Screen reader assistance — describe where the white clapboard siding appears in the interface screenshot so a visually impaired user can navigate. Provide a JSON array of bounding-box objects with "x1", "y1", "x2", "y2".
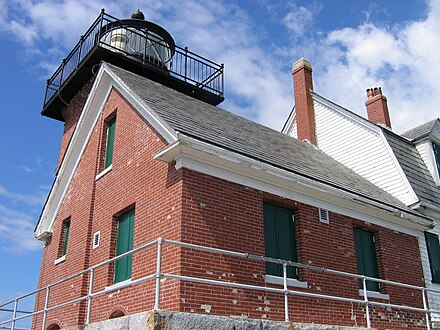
[{"x1": 313, "y1": 99, "x2": 417, "y2": 206}]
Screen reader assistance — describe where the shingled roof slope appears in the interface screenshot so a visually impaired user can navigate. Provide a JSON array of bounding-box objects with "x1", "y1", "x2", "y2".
[
  {"x1": 383, "y1": 129, "x2": 440, "y2": 208},
  {"x1": 402, "y1": 118, "x2": 439, "y2": 141},
  {"x1": 107, "y1": 63, "x2": 421, "y2": 215}
]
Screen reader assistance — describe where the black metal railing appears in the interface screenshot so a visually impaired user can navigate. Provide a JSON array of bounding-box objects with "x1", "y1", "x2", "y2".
[{"x1": 44, "y1": 10, "x2": 224, "y2": 108}]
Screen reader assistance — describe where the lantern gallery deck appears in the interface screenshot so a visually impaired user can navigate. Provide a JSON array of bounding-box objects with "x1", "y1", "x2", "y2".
[{"x1": 42, "y1": 10, "x2": 224, "y2": 121}]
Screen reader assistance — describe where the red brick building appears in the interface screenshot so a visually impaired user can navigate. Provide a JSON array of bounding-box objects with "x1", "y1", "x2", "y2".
[{"x1": 29, "y1": 10, "x2": 435, "y2": 330}]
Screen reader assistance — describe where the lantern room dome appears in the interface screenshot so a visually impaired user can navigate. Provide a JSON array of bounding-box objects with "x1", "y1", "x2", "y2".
[
  {"x1": 100, "y1": 10, "x2": 175, "y2": 69},
  {"x1": 131, "y1": 9, "x2": 145, "y2": 20}
]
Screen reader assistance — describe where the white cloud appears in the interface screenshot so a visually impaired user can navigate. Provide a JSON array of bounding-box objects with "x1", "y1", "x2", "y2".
[
  {"x1": 308, "y1": 0, "x2": 440, "y2": 133},
  {"x1": 0, "y1": 185, "x2": 46, "y2": 206},
  {"x1": 0, "y1": 204, "x2": 42, "y2": 253},
  {"x1": 0, "y1": 185, "x2": 48, "y2": 253},
  {"x1": 0, "y1": 0, "x2": 438, "y2": 135},
  {"x1": 283, "y1": 5, "x2": 315, "y2": 38}
]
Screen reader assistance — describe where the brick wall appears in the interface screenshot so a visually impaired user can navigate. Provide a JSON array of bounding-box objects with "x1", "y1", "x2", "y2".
[
  {"x1": 34, "y1": 87, "x2": 427, "y2": 330},
  {"x1": 179, "y1": 170, "x2": 426, "y2": 329},
  {"x1": 33, "y1": 88, "x2": 184, "y2": 329}
]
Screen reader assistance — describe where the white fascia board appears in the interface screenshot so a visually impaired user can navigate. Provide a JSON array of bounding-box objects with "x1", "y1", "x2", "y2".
[
  {"x1": 377, "y1": 129, "x2": 420, "y2": 205},
  {"x1": 154, "y1": 134, "x2": 432, "y2": 235},
  {"x1": 312, "y1": 93, "x2": 420, "y2": 206},
  {"x1": 281, "y1": 107, "x2": 296, "y2": 135},
  {"x1": 35, "y1": 64, "x2": 178, "y2": 240},
  {"x1": 102, "y1": 63, "x2": 177, "y2": 144},
  {"x1": 35, "y1": 68, "x2": 111, "y2": 240}
]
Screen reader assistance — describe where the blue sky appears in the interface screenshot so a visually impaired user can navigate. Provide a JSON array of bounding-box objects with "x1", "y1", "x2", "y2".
[{"x1": 0, "y1": 0, "x2": 438, "y2": 324}]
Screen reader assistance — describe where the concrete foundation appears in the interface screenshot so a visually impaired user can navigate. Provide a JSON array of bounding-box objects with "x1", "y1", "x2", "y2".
[{"x1": 81, "y1": 311, "x2": 367, "y2": 330}]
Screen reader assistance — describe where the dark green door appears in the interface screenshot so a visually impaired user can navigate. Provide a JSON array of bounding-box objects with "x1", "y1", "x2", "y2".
[
  {"x1": 354, "y1": 228, "x2": 379, "y2": 291},
  {"x1": 264, "y1": 203, "x2": 297, "y2": 278},
  {"x1": 114, "y1": 209, "x2": 134, "y2": 283}
]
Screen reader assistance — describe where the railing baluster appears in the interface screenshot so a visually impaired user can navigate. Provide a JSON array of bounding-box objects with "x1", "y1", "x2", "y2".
[
  {"x1": 86, "y1": 268, "x2": 95, "y2": 325},
  {"x1": 11, "y1": 298, "x2": 18, "y2": 330},
  {"x1": 422, "y1": 288, "x2": 431, "y2": 330},
  {"x1": 154, "y1": 237, "x2": 163, "y2": 311},
  {"x1": 283, "y1": 263, "x2": 289, "y2": 322},
  {"x1": 362, "y1": 277, "x2": 371, "y2": 329},
  {"x1": 42, "y1": 285, "x2": 50, "y2": 330}
]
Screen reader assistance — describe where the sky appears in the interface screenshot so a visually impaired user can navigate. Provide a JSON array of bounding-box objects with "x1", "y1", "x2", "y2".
[{"x1": 0, "y1": 0, "x2": 438, "y2": 325}]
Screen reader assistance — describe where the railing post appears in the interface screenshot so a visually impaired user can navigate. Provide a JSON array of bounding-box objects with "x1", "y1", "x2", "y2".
[
  {"x1": 221, "y1": 63, "x2": 225, "y2": 97},
  {"x1": 86, "y1": 268, "x2": 95, "y2": 325},
  {"x1": 184, "y1": 47, "x2": 188, "y2": 82},
  {"x1": 283, "y1": 263, "x2": 289, "y2": 322},
  {"x1": 78, "y1": 35, "x2": 84, "y2": 65},
  {"x1": 422, "y1": 288, "x2": 431, "y2": 330},
  {"x1": 362, "y1": 277, "x2": 371, "y2": 329},
  {"x1": 42, "y1": 285, "x2": 51, "y2": 330},
  {"x1": 11, "y1": 298, "x2": 18, "y2": 330},
  {"x1": 154, "y1": 238, "x2": 163, "y2": 311},
  {"x1": 59, "y1": 59, "x2": 66, "y2": 86},
  {"x1": 97, "y1": 8, "x2": 105, "y2": 47}
]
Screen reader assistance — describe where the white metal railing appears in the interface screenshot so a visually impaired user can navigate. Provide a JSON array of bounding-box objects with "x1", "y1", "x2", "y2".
[{"x1": 1, "y1": 237, "x2": 439, "y2": 329}]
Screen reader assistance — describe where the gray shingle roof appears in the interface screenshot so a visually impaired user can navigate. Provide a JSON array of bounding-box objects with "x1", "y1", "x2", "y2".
[
  {"x1": 106, "y1": 63, "x2": 421, "y2": 215},
  {"x1": 402, "y1": 118, "x2": 439, "y2": 141},
  {"x1": 383, "y1": 130, "x2": 440, "y2": 208}
]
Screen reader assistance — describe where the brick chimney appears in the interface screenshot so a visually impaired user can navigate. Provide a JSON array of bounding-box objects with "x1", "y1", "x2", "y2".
[
  {"x1": 365, "y1": 87, "x2": 391, "y2": 129},
  {"x1": 292, "y1": 58, "x2": 316, "y2": 144}
]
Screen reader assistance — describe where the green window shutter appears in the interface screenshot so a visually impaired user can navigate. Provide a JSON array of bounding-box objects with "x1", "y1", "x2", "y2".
[
  {"x1": 115, "y1": 209, "x2": 134, "y2": 283},
  {"x1": 353, "y1": 228, "x2": 379, "y2": 291},
  {"x1": 62, "y1": 220, "x2": 70, "y2": 256},
  {"x1": 263, "y1": 203, "x2": 297, "y2": 279},
  {"x1": 425, "y1": 232, "x2": 440, "y2": 283},
  {"x1": 105, "y1": 117, "x2": 116, "y2": 169}
]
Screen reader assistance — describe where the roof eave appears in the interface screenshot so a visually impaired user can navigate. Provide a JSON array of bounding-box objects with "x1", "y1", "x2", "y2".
[{"x1": 154, "y1": 134, "x2": 433, "y2": 232}]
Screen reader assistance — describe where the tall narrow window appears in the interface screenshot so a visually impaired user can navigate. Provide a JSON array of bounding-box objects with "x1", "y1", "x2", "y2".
[
  {"x1": 425, "y1": 232, "x2": 440, "y2": 283},
  {"x1": 433, "y1": 142, "x2": 440, "y2": 178},
  {"x1": 353, "y1": 228, "x2": 380, "y2": 291},
  {"x1": 114, "y1": 209, "x2": 134, "y2": 283},
  {"x1": 263, "y1": 203, "x2": 297, "y2": 279},
  {"x1": 104, "y1": 116, "x2": 116, "y2": 169},
  {"x1": 60, "y1": 219, "x2": 70, "y2": 257}
]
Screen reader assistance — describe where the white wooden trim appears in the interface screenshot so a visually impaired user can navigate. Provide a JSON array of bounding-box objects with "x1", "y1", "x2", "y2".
[
  {"x1": 35, "y1": 64, "x2": 179, "y2": 239},
  {"x1": 358, "y1": 289, "x2": 390, "y2": 300},
  {"x1": 54, "y1": 255, "x2": 66, "y2": 265},
  {"x1": 265, "y1": 275, "x2": 308, "y2": 288},
  {"x1": 154, "y1": 134, "x2": 431, "y2": 235},
  {"x1": 95, "y1": 165, "x2": 112, "y2": 180}
]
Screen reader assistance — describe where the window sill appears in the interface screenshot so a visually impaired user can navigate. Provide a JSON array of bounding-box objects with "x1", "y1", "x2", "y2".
[
  {"x1": 358, "y1": 289, "x2": 390, "y2": 300},
  {"x1": 265, "y1": 275, "x2": 308, "y2": 288},
  {"x1": 96, "y1": 165, "x2": 112, "y2": 181},
  {"x1": 54, "y1": 255, "x2": 66, "y2": 265},
  {"x1": 105, "y1": 278, "x2": 132, "y2": 291}
]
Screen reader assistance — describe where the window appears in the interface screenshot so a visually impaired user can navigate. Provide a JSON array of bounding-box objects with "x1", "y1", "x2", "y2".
[
  {"x1": 263, "y1": 203, "x2": 297, "y2": 279},
  {"x1": 104, "y1": 116, "x2": 116, "y2": 170},
  {"x1": 60, "y1": 219, "x2": 70, "y2": 257},
  {"x1": 425, "y1": 232, "x2": 440, "y2": 283},
  {"x1": 433, "y1": 142, "x2": 440, "y2": 178},
  {"x1": 114, "y1": 209, "x2": 134, "y2": 283},
  {"x1": 353, "y1": 228, "x2": 379, "y2": 291}
]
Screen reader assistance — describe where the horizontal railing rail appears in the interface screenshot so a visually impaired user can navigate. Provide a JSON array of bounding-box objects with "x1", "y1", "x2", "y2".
[
  {"x1": 43, "y1": 10, "x2": 224, "y2": 109},
  {"x1": 0, "y1": 237, "x2": 438, "y2": 329}
]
